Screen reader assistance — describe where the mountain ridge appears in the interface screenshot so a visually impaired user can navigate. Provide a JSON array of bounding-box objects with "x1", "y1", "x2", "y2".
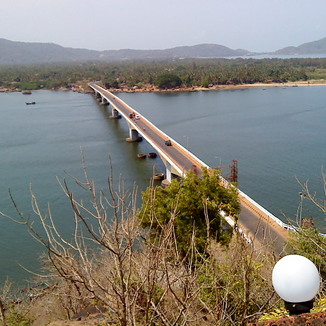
[
  {"x1": 1, "y1": 37, "x2": 326, "y2": 65},
  {"x1": 275, "y1": 37, "x2": 326, "y2": 55},
  {"x1": 0, "y1": 39, "x2": 251, "y2": 65}
]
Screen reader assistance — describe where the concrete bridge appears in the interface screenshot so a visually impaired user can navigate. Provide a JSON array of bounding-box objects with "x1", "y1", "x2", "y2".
[{"x1": 88, "y1": 82, "x2": 291, "y2": 255}]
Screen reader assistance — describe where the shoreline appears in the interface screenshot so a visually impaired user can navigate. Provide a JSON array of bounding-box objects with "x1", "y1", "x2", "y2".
[
  {"x1": 96, "y1": 79, "x2": 326, "y2": 93},
  {"x1": 1, "y1": 80, "x2": 326, "y2": 94}
]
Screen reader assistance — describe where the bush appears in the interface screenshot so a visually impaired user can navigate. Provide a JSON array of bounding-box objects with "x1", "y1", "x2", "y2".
[
  {"x1": 154, "y1": 72, "x2": 182, "y2": 89},
  {"x1": 138, "y1": 168, "x2": 240, "y2": 258}
]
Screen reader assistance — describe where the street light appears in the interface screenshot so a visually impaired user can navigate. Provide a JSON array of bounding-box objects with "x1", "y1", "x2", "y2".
[
  {"x1": 272, "y1": 255, "x2": 320, "y2": 315},
  {"x1": 183, "y1": 135, "x2": 189, "y2": 148},
  {"x1": 296, "y1": 192, "x2": 307, "y2": 226}
]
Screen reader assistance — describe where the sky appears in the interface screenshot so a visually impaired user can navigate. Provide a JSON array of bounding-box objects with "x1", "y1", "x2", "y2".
[{"x1": 1, "y1": 0, "x2": 326, "y2": 52}]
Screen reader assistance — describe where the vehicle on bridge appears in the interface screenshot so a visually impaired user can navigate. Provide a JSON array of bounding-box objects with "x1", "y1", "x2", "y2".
[{"x1": 165, "y1": 139, "x2": 172, "y2": 146}]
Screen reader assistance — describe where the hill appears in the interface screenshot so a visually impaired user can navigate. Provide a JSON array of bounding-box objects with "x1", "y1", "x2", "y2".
[
  {"x1": 275, "y1": 37, "x2": 326, "y2": 55},
  {"x1": 0, "y1": 38, "x2": 99, "y2": 64},
  {"x1": 100, "y1": 44, "x2": 251, "y2": 60},
  {"x1": 0, "y1": 39, "x2": 251, "y2": 65}
]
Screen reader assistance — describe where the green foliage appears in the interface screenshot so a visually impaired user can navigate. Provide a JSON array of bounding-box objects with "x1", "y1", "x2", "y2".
[
  {"x1": 17, "y1": 81, "x2": 42, "y2": 90},
  {"x1": 259, "y1": 297, "x2": 326, "y2": 322},
  {"x1": 313, "y1": 297, "x2": 326, "y2": 313},
  {"x1": 138, "y1": 168, "x2": 240, "y2": 257},
  {"x1": 1, "y1": 57, "x2": 326, "y2": 91},
  {"x1": 286, "y1": 227, "x2": 326, "y2": 281},
  {"x1": 5, "y1": 307, "x2": 32, "y2": 326},
  {"x1": 104, "y1": 77, "x2": 119, "y2": 89},
  {"x1": 258, "y1": 307, "x2": 289, "y2": 321},
  {"x1": 154, "y1": 72, "x2": 182, "y2": 89},
  {"x1": 197, "y1": 236, "x2": 277, "y2": 324}
]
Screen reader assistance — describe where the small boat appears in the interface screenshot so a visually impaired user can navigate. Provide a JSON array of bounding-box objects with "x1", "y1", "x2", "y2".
[
  {"x1": 153, "y1": 173, "x2": 164, "y2": 180},
  {"x1": 148, "y1": 152, "x2": 157, "y2": 158},
  {"x1": 22, "y1": 90, "x2": 32, "y2": 95},
  {"x1": 137, "y1": 153, "x2": 147, "y2": 159},
  {"x1": 26, "y1": 102, "x2": 36, "y2": 105}
]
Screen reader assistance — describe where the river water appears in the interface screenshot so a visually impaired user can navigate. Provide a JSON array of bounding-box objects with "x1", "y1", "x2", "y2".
[{"x1": 0, "y1": 86, "x2": 325, "y2": 284}]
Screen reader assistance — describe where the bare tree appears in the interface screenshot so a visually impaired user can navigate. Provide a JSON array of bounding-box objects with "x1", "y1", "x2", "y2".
[
  {"x1": 0, "y1": 157, "x2": 278, "y2": 325},
  {"x1": 287, "y1": 169, "x2": 326, "y2": 288}
]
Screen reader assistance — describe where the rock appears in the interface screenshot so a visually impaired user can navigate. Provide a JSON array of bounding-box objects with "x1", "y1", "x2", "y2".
[
  {"x1": 249, "y1": 312, "x2": 326, "y2": 326},
  {"x1": 72, "y1": 305, "x2": 108, "y2": 321}
]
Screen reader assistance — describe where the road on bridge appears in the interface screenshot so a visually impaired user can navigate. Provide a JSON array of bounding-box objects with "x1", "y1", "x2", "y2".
[
  {"x1": 90, "y1": 82, "x2": 204, "y2": 177},
  {"x1": 89, "y1": 82, "x2": 290, "y2": 255}
]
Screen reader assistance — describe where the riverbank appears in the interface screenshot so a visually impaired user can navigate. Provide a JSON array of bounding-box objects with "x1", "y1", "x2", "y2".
[
  {"x1": 89, "y1": 79, "x2": 326, "y2": 94},
  {"x1": 2, "y1": 79, "x2": 326, "y2": 94}
]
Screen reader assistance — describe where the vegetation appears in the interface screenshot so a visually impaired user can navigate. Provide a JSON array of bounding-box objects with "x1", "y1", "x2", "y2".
[
  {"x1": 0, "y1": 59, "x2": 326, "y2": 322},
  {"x1": 2, "y1": 154, "x2": 324, "y2": 326},
  {"x1": 2, "y1": 57, "x2": 326, "y2": 91},
  {"x1": 286, "y1": 172, "x2": 326, "y2": 283},
  {"x1": 0, "y1": 160, "x2": 324, "y2": 325},
  {"x1": 287, "y1": 228, "x2": 326, "y2": 280},
  {"x1": 0, "y1": 161, "x2": 281, "y2": 326},
  {"x1": 138, "y1": 168, "x2": 240, "y2": 257},
  {"x1": 154, "y1": 72, "x2": 182, "y2": 89}
]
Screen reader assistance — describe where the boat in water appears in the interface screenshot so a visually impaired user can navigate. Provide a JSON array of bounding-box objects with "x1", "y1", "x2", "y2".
[
  {"x1": 26, "y1": 102, "x2": 36, "y2": 105},
  {"x1": 153, "y1": 173, "x2": 164, "y2": 180},
  {"x1": 137, "y1": 153, "x2": 147, "y2": 159},
  {"x1": 148, "y1": 152, "x2": 157, "y2": 158}
]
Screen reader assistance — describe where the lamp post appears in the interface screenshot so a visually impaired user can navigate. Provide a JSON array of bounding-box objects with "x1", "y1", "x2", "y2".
[
  {"x1": 297, "y1": 192, "x2": 307, "y2": 226},
  {"x1": 183, "y1": 135, "x2": 189, "y2": 148},
  {"x1": 272, "y1": 255, "x2": 320, "y2": 315}
]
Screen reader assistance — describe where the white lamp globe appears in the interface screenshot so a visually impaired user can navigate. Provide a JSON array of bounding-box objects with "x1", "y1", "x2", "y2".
[{"x1": 272, "y1": 255, "x2": 320, "y2": 303}]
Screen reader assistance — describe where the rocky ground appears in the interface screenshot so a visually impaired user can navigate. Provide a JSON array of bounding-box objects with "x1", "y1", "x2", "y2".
[{"x1": 249, "y1": 312, "x2": 326, "y2": 325}]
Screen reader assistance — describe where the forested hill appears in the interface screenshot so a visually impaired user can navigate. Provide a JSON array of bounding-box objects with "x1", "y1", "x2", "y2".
[
  {"x1": 0, "y1": 39, "x2": 99, "y2": 65},
  {"x1": 0, "y1": 39, "x2": 251, "y2": 65},
  {"x1": 275, "y1": 37, "x2": 326, "y2": 55},
  {"x1": 2, "y1": 37, "x2": 326, "y2": 65}
]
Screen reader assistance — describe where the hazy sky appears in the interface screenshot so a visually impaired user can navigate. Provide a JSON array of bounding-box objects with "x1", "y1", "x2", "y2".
[{"x1": 2, "y1": 0, "x2": 326, "y2": 52}]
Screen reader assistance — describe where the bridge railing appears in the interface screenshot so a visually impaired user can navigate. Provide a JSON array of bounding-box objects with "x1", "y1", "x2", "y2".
[
  {"x1": 238, "y1": 189, "x2": 295, "y2": 231},
  {"x1": 89, "y1": 82, "x2": 295, "y2": 236},
  {"x1": 89, "y1": 82, "x2": 209, "y2": 176}
]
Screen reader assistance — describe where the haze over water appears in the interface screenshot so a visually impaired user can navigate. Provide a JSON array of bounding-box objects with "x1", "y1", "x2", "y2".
[{"x1": 0, "y1": 86, "x2": 325, "y2": 284}]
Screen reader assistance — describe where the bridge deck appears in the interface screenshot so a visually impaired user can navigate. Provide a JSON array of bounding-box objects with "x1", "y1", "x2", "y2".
[{"x1": 89, "y1": 82, "x2": 290, "y2": 255}]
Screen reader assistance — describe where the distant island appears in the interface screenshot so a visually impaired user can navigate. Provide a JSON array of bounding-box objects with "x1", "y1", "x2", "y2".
[
  {"x1": 1, "y1": 37, "x2": 326, "y2": 65},
  {"x1": 275, "y1": 37, "x2": 326, "y2": 55}
]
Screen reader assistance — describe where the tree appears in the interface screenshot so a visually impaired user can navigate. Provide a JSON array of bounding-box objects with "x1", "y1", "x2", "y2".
[
  {"x1": 138, "y1": 168, "x2": 240, "y2": 258},
  {"x1": 286, "y1": 171, "x2": 326, "y2": 282},
  {"x1": 104, "y1": 78, "x2": 119, "y2": 89},
  {"x1": 154, "y1": 72, "x2": 182, "y2": 89},
  {"x1": 1, "y1": 161, "x2": 284, "y2": 325}
]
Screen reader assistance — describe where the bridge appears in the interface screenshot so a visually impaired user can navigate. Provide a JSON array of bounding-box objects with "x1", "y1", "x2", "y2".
[{"x1": 88, "y1": 82, "x2": 291, "y2": 255}]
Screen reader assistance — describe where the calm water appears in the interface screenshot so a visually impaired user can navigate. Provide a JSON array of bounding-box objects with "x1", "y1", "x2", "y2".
[{"x1": 0, "y1": 87, "x2": 325, "y2": 284}]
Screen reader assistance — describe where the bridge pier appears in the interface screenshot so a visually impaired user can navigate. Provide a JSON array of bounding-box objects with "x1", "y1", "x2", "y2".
[
  {"x1": 126, "y1": 124, "x2": 142, "y2": 142},
  {"x1": 100, "y1": 96, "x2": 110, "y2": 105},
  {"x1": 165, "y1": 162, "x2": 172, "y2": 183},
  {"x1": 109, "y1": 107, "x2": 122, "y2": 119},
  {"x1": 160, "y1": 160, "x2": 180, "y2": 185},
  {"x1": 95, "y1": 91, "x2": 101, "y2": 101}
]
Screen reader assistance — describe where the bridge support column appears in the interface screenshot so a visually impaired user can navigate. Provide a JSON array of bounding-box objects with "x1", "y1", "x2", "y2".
[
  {"x1": 95, "y1": 91, "x2": 101, "y2": 101},
  {"x1": 126, "y1": 124, "x2": 142, "y2": 142},
  {"x1": 165, "y1": 162, "x2": 172, "y2": 183},
  {"x1": 109, "y1": 107, "x2": 121, "y2": 119},
  {"x1": 100, "y1": 96, "x2": 109, "y2": 105}
]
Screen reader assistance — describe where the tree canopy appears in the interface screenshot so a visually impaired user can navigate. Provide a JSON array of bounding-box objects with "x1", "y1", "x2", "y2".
[
  {"x1": 138, "y1": 168, "x2": 240, "y2": 257},
  {"x1": 2, "y1": 57, "x2": 326, "y2": 91},
  {"x1": 154, "y1": 72, "x2": 182, "y2": 89}
]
